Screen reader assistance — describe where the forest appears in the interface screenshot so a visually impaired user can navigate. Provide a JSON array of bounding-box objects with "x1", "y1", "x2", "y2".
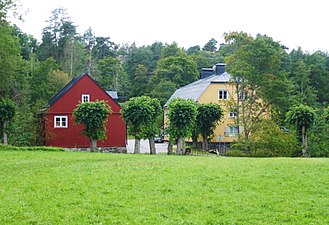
[{"x1": 0, "y1": 2, "x2": 328, "y2": 157}]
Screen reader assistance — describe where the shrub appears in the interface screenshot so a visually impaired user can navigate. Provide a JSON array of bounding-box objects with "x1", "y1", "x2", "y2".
[
  {"x1": 226, "y1": 149, "x2": 247, "y2": 157},
  {"x1": 230, "y1": 120, "x2": 299, "y2": 157}
]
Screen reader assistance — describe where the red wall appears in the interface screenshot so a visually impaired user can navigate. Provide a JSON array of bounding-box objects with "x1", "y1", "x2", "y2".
[{"x1": 45, "y1": 74, "x2": 126, "y2": 148}]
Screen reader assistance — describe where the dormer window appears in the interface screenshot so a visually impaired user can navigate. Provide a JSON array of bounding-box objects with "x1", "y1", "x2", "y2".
[{"x1": 82, "y1": 94, "x2": 90, "y2": 103}]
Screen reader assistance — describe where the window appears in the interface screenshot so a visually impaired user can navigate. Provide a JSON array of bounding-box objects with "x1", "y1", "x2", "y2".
[
  {"x1": 82, "y1": 94, "x2": 90, "y2": 102},
  {"x1": 229, "y1": 109, "x2": 238, "y2": 118},
  {"x1": 229, "y1": 126, "x2": 238, "y2": 134},
  {"x1": 54, "y1": 116, "x2": 68, "y2": 128},
  {"x1": 225, "y1": 126, "x2": 238, "y2": 137},
  {"x1": 218, "y1": 90, "x2": 228, "y2": 100},
  {"x1": 238, "y1": 90, "x2": 247, "y2": 100}
]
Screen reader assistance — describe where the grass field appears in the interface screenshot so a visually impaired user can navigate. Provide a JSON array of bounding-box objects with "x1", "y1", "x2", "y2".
[{"x1": 0, "y1": 150, "x2": 328, "y2": 224}]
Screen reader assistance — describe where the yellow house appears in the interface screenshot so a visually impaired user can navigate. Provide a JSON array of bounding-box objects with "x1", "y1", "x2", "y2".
[{"x1": 165, "y1": 63, "x2": 239, "y2": 144}]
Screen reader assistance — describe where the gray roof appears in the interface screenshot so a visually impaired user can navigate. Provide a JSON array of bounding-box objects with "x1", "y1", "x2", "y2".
[
  {"x1": 165, "y1": 72, "x2": 232, "y2": 106},
  {"x1": 106, "y1": 91, "x2": 118, "y2": 100}
]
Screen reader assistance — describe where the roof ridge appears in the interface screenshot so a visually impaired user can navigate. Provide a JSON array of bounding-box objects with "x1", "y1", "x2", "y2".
[
  {"x1": 164, "y1": 72, "x2": 232, "y2": 106},
  {"x1": 47, "y1": 73, "x2": 86, "y2": 107}
]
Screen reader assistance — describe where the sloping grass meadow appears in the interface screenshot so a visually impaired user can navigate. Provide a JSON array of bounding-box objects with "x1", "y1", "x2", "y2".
[{"x1": 0, "y1": 150, "x2": 328, "y2": 224}]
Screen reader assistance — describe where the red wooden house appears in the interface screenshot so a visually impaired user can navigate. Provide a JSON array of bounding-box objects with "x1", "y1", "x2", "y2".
[{"x1": 42, "y1": 73, "x2": 126, "y2": 150}]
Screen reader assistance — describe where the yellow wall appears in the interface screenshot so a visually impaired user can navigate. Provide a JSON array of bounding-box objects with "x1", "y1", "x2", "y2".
[
  {"x1": 163, "y1": 81, "x2": 240, "y2": 143},
  {"x1": 198, "y1": 82, "x2": 238, "y2": 142}
]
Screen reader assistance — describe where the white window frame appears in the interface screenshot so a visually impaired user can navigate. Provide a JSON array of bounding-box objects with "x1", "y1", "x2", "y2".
[
  {"x1": 82, "y1": 94, "x2": 90, "y2": 103},
  {"x1": 229, "y1": 110, "x2": 238, "y2": 118},
  {"x1": 238, "y1": 90, "x2": 247, "y2": 100},
  {"x1": 54, "y1": 116, "x2": 68, "y2": 128},
  {"x1": 225, "y1": 126, "x2": 238, "y2": 137},
  {"x1": 229, "y1": 126, "x2": 238, "y2": 134},
  {"x1": 218, "y1": 90, "x2": 228, "y2": 100}
]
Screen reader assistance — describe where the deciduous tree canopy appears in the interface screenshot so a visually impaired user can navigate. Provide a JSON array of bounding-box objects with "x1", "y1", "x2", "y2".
[{"x1": 73, "y1": 100, "x2": 111, "y2": 152}]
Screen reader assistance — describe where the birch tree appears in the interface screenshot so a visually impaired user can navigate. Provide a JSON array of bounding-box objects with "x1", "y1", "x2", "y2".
[
  {"x1": 0, "y1": 98, "x2": 16, "y2": 144},
  {"x1": 225, "y1": 32, "x2": 289, "y2": 141}
]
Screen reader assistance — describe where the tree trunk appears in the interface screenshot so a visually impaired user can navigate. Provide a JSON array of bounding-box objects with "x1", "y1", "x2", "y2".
[
  {"x1": 134, "y1": 138, "x2": 141, "y2": 154},
  {"x1": 149, "y1": 137, "x2": 156, "y2": 155},
  {"x1": 3, "y1": 121, "x2": 8, "y2": 145},
  {"x1": 167, "y1": 140, "x2": 173, "y2": 155},
  {"x1": 301, "y1": 125, "x2": 308, "y2": 157},
  {"x1": 236, "y1": 82, "x2": 241, "y2": 141},
  {"x1": 176, "y1": 137, "x2": 185, "y2": 154},
  {"x1": 90, "y1": 138, "x2": 97, "y2": 152},
  {"x1": 202, "y1": 134, "x2": 208, "y2": 152},
  {"x1": 192, "y1": 135, "x2": 198, "y2": 148},
  {"x1": 244, "y1": 128, "x2": 249, "y2": 141}
]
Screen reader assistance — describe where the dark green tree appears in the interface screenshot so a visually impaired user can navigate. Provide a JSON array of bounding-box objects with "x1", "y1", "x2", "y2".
[
  {"x1": 123, "y1": 44, "x2": 153, "y2": 81},
  {"x1": 308, "y1": 107, "x2": 329, "y2": 157},
  {"x1": 123, "y1": 42, "x2": 163, "y2": 89},
  {"x1": 93, "y1": 36, "x2": 117, "y2": 60},
  {"x1": 37, "y1": 7, "x2": 72, "y2": 62},
  {"x1": 0, "y1": 22, "x2": 22, "y2": 98},
  {"x1": 324, "y1": 106, "x2": 329, "y2": 123},
  {"x1": 289, "y1": 60, "x2": 317, "y2": 106},
  {"x1": 93, "y1": 57, "x2": 130, "y2": 96},
  {"x1": 133, "y1": 64, "x2": 150, "y2": 96},
  {"x1": 190, "y1": 50, "x2": 224, "y2": 72},
  {"x1": 202, "y1": 38, "x2": 218, "y2": 52},
  {"x1": 154, "y1": 54, "x2": 198, "y2": 90},
  {"x1": 160, "y1": 42, "x2": 185, "y2": 58},
  {"x1": 305, "y1": 51, "x2": 329, "y2": 104},
  {"x1": 196, "y1": 103, "x2": 224, "y2": 151},
  {"x1": 150, "y1": 79, "x2": 178, "y2": 106},
  {"x1": 187, "y1": 45, "x2": 201, "y2": 55},
  {"x1": 12, "y1": 25, "x2": 37, "y2": 60},
  {"x1": 73, "y1": 100, "x2": 111, "y2": 152},
  {"x1": 30, "y1": 57, "x2": 60, "y2": 105}
]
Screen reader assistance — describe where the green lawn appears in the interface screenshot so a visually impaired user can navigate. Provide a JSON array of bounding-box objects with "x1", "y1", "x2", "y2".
[{"x1": 0, "y1": 150, "x2": 328, "y2": 224}]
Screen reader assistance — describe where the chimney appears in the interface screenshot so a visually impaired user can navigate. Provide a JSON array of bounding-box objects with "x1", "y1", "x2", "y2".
[
  {"x1": 215, "y1": 63, "x2": 226, "y2": 75},
  {"x1": 200, "y1": 68, "x2": 214, "y2": 79}
]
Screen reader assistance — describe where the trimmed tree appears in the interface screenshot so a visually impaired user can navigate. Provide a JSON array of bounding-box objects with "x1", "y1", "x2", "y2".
[
  {"x1": 167, "y1": 98, "x2": 198, "y2": 154},
  {"x1": 0, "y1": 98, "x2": 16, "y2": 144},
  {"x1": 141, "y1": 98, "x2": 162, "y2": 154},
  {"x1": 73, "y1": 100, "x2": 111, "y2": 152},
  {"x1": 121, "y1": 96, "x2": 161, "y2": 154},
  {"x1": 196, "y1": 103, "x2": 224, "y2": 151},
  {"x1": 286, "y1": 104, "x2": 316, "y2": 157}
]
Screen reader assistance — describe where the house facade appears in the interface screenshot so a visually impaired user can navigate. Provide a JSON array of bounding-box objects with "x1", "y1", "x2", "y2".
[
  {"x1": 165, "y1": 63, "x2": 239, "y2": 144},
  {"x1": 42, "y1": 74, "x2": 126, "y2": 151}
]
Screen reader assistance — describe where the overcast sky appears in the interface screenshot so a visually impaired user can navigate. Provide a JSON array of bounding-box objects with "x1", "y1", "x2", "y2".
[{"x1": 14, "y1": 0, "x2": 329, "y2": 52}]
